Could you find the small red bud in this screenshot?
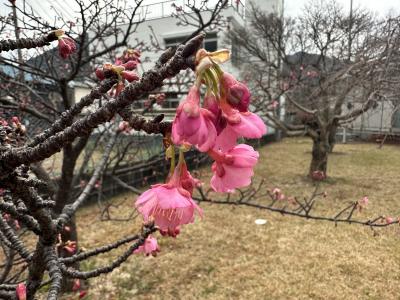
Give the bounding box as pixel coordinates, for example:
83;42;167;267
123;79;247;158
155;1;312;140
95;68;105;80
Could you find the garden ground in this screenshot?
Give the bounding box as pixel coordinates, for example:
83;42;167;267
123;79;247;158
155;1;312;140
50;138;400;299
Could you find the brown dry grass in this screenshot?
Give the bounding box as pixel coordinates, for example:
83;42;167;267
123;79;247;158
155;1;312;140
43;138;400;300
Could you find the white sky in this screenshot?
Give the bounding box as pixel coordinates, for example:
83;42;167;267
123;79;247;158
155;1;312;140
0;0;399;23
284;0;400;17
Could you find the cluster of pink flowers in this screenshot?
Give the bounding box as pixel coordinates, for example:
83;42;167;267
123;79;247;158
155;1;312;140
95;49;140;97
54;29;76;59
172;49;266;192
134;49;266;255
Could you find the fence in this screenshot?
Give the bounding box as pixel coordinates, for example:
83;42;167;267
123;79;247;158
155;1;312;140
80;132;277;203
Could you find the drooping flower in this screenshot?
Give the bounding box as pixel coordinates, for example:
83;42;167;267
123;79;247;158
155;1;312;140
16;283;26;300
204;91;227;135
223;107;267;139
135;161;202;232
222;72;250;112
209;144;259;193
172;86;217;152
212;108;267;152
134;235;160;256
55;29;76;59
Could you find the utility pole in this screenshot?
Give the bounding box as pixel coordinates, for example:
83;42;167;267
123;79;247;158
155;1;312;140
348;0;353;61
10;0;24;81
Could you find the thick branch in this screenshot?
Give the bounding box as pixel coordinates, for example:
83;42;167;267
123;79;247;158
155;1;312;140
0;31;58;53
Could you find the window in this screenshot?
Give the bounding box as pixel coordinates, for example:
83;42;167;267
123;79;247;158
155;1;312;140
204;33;218;51
393;110;400;129
164;36;189;48
164;33;218;51
231;39;241;65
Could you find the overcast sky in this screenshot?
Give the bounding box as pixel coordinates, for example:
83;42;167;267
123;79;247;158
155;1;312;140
1;0;399;23
284;0;400;17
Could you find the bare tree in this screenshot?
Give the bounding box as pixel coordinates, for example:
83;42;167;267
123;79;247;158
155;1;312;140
227;0;400;177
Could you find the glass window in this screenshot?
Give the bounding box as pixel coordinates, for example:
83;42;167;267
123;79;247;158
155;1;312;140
164;33;218;50
204;40;218;52
393;109;400;128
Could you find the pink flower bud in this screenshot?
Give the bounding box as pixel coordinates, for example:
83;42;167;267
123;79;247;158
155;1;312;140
58;36;76;59
79;290;87;299
16;283;26;300
95;68;105;80
122;60;138;70
222;73;250;112
118;121;129;132
385;216;394;224
121;70;139;82
311;170;326;181
133;235;160;256
94;181;101;189
14;220;20;231
12;116;20;124
63;240;77;254
72;279;81;291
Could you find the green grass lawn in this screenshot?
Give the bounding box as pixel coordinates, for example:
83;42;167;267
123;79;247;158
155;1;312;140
47;138;400;300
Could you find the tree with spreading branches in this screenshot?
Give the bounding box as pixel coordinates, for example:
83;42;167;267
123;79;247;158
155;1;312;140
227;0;400;177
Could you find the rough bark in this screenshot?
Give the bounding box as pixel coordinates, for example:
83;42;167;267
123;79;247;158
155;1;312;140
309;137;329;176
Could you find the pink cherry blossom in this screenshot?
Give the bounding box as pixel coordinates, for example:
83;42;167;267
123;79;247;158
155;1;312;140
222;72;250;112
136;184;201;231
209;144;259;193
204;92;227;135
228;111;267;139
213;109;267;152
16;283;26;300
172;86;217;152
134;235;160;256
135;163;202;231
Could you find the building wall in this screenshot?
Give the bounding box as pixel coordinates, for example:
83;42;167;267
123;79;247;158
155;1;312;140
346;102;400;133
97;0;281;130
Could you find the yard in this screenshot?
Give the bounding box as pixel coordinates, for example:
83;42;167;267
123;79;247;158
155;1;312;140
47;138;400;299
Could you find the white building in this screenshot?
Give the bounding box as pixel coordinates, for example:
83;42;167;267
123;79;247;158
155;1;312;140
99;0;283;121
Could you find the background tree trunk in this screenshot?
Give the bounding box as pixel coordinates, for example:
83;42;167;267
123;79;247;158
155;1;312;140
309;137;329;176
